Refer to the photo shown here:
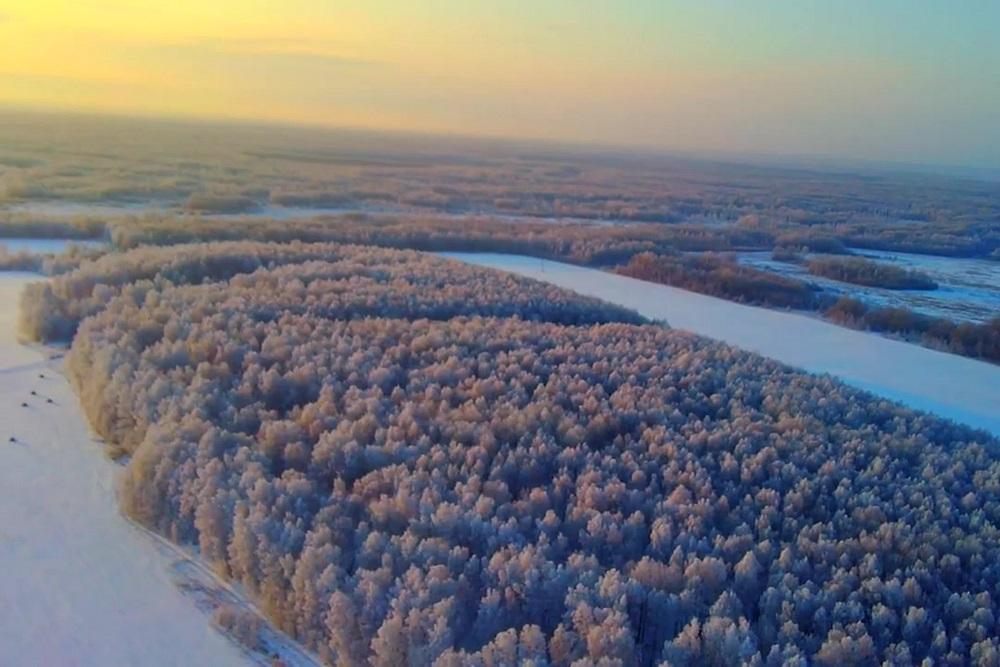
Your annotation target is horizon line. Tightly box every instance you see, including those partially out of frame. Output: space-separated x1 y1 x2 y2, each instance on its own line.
2 101 999 184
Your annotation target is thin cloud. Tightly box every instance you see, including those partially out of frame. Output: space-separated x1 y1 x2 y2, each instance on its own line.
0 71 149 87
149 38 380 68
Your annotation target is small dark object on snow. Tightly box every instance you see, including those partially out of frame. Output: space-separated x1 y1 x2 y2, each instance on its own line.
30 390 37 396
46 398 54 404
20 402 28 408
8 437 14 443
38 373 45 379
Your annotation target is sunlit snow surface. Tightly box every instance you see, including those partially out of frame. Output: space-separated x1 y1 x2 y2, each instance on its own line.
0 238 106 255
443 253 1000 437
0 274 249 666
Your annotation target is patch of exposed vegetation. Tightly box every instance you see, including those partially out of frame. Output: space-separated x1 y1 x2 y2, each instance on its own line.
808 256 939 290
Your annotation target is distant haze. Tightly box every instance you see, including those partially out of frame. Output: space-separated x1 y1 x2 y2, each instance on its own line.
1 1 998 170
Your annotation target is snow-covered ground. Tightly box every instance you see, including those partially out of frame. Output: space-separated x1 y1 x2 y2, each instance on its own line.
0 238 106 255
443 253 1000 437
0 273 261 666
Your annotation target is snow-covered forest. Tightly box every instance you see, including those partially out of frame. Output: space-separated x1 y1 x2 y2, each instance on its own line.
20 241 637 343
19 240 1000 665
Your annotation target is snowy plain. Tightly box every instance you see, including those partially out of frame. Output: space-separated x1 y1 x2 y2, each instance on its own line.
0 273 252 666
443 253 1000 437
0 238 106 255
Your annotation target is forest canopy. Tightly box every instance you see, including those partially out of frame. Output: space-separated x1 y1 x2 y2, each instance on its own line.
27 240 1000 666
19 240 641 343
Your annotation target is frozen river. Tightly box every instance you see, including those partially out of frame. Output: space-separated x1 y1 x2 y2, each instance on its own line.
444 253 1000 437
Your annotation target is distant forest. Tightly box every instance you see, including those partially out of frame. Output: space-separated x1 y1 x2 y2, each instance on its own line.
1 111 999 261
18 240 1000 665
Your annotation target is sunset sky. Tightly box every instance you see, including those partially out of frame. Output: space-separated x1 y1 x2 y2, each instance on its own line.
1 0 997 168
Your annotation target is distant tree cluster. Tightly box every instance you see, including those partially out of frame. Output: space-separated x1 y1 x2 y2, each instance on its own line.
617 252 822 310
826 298 1000 364
46 241 1000 665
771 234 849 256
38 244 109 276
808 257 939 291
184 193 261 214
0 213 106 240
0 243 105 275
770 247 804 263
0 245 42 272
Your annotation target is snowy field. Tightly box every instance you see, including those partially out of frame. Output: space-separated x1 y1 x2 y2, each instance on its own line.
0 273 318 666
444 253 1000 437
0 238 106 255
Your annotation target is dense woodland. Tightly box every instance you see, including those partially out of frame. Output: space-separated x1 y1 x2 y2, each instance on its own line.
806 257 938 291
17 241 640 343
17 240 1000 665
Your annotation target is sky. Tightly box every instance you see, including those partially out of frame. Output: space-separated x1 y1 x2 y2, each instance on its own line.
1 0 998 169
